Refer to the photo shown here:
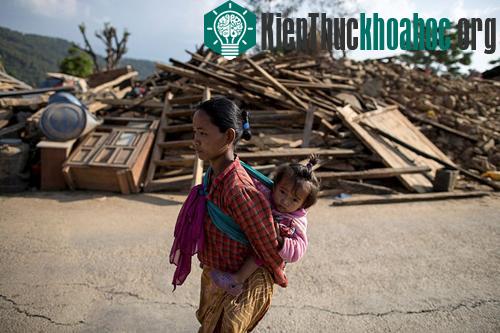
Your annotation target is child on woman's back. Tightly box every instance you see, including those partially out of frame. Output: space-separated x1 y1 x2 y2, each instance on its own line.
211 155 320 295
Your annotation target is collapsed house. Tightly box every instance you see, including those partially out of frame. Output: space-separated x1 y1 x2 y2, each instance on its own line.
1 47 499 205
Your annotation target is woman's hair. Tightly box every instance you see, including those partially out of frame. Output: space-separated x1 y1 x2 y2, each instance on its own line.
196 96 251 145
273 155 321 209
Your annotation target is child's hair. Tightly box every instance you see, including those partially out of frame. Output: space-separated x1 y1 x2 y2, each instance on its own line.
196 96 251 145
273 155 320 209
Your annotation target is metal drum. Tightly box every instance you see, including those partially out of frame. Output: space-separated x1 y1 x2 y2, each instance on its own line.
39 92 102 141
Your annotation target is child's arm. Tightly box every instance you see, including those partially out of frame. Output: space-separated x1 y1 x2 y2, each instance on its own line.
232 256 260 284
278 217 308 263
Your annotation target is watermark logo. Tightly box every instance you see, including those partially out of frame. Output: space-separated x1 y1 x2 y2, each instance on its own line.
204 0 256 59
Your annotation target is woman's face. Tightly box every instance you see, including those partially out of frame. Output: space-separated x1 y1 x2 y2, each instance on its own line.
272 176 309 213
192 109 232 161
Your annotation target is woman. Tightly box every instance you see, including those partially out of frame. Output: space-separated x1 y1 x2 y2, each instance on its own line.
191 97 287 332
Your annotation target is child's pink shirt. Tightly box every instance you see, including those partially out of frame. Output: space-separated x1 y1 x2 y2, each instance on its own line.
254 180 309 263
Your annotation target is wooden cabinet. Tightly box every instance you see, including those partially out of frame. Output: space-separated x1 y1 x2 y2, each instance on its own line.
63 117 158 194
37 139 76 190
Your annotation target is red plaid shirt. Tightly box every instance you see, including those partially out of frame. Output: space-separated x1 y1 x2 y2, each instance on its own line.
198 157 287 287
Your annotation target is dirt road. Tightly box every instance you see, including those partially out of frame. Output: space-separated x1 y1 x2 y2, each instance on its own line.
0 192 499 332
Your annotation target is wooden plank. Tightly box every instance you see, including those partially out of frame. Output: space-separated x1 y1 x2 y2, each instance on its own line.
337 105 454 193
130 131 156 193
287 60 318 70
158 139 192 149
280 81 356 91
145 175 192 192
302 105 316 148
336 179 399 195
279 69 314 82
163 123 193 133
244 56 309 111
155 148 356 167
240 148 356 159
187 50 268 87
156 62 205 81
170 94 205 105
0 71 32 90
331 191 490 206
143 92 171 192
0 95 48 108
163 109 195 118
0 86 73 98
316 166 432 180
170 59 239 86
146 164 277 192
96 98 164 109
90 71 138 94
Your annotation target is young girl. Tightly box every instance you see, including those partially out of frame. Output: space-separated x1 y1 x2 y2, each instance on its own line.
210 156 320 296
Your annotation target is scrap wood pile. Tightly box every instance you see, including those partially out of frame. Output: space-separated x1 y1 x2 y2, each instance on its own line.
0 66 138 137
99 46 499 199
1 46 499 203
0 71 36 136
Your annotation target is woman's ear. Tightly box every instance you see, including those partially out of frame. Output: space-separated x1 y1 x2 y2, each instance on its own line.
225 128 236 145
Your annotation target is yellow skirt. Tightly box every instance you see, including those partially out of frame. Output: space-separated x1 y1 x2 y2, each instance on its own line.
196 267 274 333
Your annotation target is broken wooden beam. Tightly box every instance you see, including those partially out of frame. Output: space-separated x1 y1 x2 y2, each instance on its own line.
244 56 308 111
280 81 356 91
331 191 490 206
96 98 164 109
155 148 356 167
158 139 192 149
163 123 194 133
0 86 74 98
336 179 400 195
90 71 138 94
302 105 316 148
316 166 431 180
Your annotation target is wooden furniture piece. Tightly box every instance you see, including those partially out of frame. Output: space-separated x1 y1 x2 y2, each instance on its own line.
63 117 158 194
37 139 76 190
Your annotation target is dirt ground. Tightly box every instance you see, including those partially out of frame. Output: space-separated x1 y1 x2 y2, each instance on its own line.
0 191 499 333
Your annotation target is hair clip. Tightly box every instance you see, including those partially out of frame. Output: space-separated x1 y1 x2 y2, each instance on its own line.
243 122 250 130
306 162 313 171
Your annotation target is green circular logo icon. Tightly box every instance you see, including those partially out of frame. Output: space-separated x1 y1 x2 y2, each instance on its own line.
204 1 257 60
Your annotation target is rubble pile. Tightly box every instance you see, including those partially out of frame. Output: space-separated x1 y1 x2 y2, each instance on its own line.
341 58 500 173
0 46 498 201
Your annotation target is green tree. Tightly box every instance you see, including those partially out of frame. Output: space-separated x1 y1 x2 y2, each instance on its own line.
399 22 472 75
59 46 94 77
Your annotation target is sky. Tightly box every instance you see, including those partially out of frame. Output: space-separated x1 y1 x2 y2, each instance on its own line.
0 0 498 71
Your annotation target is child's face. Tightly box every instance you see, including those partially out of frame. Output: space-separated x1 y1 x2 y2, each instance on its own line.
272 176 309 213
192 110 231 161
